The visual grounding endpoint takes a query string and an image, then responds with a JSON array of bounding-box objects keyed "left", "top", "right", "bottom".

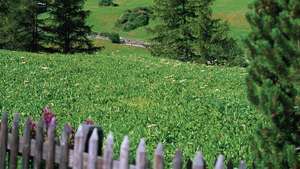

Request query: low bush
[
  {"left": 100, "top": 32, "right": 121, "bottom": 44},
  {"left": 98, "top": 0, "right": 117, "bottom": 6},
  {"left": 115, "top": 7, "right": 152, "bottom": 31}
]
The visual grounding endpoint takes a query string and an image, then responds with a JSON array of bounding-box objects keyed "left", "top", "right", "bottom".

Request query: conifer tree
[
  {"left": 47, "top": 0, "right": 95, "bottom": 53},
  {"left": 150, "top": 0, "right": 198, "bottom": 61},
  {"left": 1, "top": 0, "right": 48, "bottom": 51},
  {"left": 150, "top": 0, "right": 242, "bottom": 64},
  {"left": 246, "top": 0, "right": 300, "bottom": 168},
  {"left": 0, "top": 0, "right": 10, "bottom": 48},
  {"left": 193, "top": 0, "right": 241, "bottom": 65}
]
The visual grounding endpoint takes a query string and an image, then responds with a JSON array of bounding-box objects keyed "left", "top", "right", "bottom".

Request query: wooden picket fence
[{"left": 0, "top": 112, "right": 247, "bottom": 169}]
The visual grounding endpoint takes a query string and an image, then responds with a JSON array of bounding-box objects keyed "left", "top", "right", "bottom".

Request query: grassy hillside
[
  {"left": 86, "top": 0, "right": 252, "bottom": 40},
  {"left": 0, "top": 49, "right": 266, "bottom": 166}
]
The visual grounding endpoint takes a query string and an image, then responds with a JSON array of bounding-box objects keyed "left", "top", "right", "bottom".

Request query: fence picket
[
  {"left": 119, "top": 136, "right": 129, "bottom": 169},
  {"left": 154, "top": 143, "right": 163, "bottom": 169},
  {"left": 136, "top": 139, "right": 146, "bottom": 169},
  {"left": 0, "top": 112, "right": 8, "bottom": 169},
  {"left": 239, "top": 161, "right": 246, "bottom": 169},
  {"left": 34, "top": 118, "right": 44, "bottom": 169},
  {"left": 214, "top": 155, "right": 224, "bottom": 169},
  {"left": 46, "top": 118, "right": 56, "bottom": 169},
  {"left": 59, "top": 124, "right": 70, "bottom": 169},
  {"left": 9, "top": 113, "right": 20, "bottom": 169},
  {"left": 103, "top": 133, "right": 113, "bottom": 169},
  {"left": 22, "top": 118, "right": 31, "bottom": 169},
  {"left": 172, "top": 150, "right": 182, "bottom": 169},
  {"left": 0, "top": 113, "right": 251, "bottom": 169},
  {"left": 192, "top": 152, "right": 204, "bottom": 169},
  {"left": 87, "top": 128, "right": 99, "bottom": 169},
  {"left": 73, "top": 125, "right": 84, "bottom": 169}
]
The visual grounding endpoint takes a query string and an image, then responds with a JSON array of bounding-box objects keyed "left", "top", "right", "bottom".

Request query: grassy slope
[
  {"left": 86, "top": 0, "right": 252, "bottom": 40},
  {"left": 0, "top": 48, "right": 265, "bottom": 166}
]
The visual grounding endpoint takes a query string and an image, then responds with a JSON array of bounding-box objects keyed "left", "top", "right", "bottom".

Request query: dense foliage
[
  {"left": 98, "top": 0, "right": 116, "bottom": 6},
  {"left": 0, "top": 50, "right": 262, "bottom": 167},
  {"left": 115, "top": 7, "right": 152, "bottom": 31},
  {"left": 150, "top": 0, "right": 242, "bottom": 65},
  {"left": 0, "top": 0, "right": 48, "bottom": 51},
  {"left": 46, "top": 0, "right": 95, "bottom": 53},
  {"left": 246, "top": 0, "right": 300, "bottom": 168},
  {"left": 0, "top": 0, "right": 96, "bottom": 53},
  {"left": 100, "top": 32, "right": 121, "bottom": 43}
]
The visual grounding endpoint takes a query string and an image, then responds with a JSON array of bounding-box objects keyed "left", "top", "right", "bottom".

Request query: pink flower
[
  {"left": 29, "top": 119, "right": 37, "bottom": 137},
  {"left": 42, "top": 106, "right": 55, "bottom": 128}
]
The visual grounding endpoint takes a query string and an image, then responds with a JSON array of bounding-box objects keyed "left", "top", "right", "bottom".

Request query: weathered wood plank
[
  {"left": 192, "top": 152, "right": 204, "bottom": 169},
  {"left": 214, "top": 155, "right": 224, "bottom": 169},
  {"left": 34, "top": 118, "right": 44, "bottom": 169},
  {"left": 0, "top": 112, "right": 8, "bottom": 169},
  {"left": 102, "top": 133, "right": 114, "bottom": 169},
  {"left": 59, "top": 124, "right": 70, "bottom": 169},
  {"left": 119, "top": 136, "right": 129, "bottom": 169},
  {"left": 154, "top": 143, "right": 163, "bottom": 169},
  {"left": 136, "top": 139, "right": 146, "bottom": 169},
  {"left": 88, "top": 128, "right": 99, "bottom": 169},
  {"left": 172, "top": 150, "right": 182, "bottom": 169},
  {"left": 9, "top": 113, "right": 20, "bottom": 169},
  {"left": 73, "top": 125, "right": 84, "bottom": 169},
  {"left": 22, "top": 118, "right": 31, "bottom": 169},
  {"left": 46, "top": 118, "right": 56, "bottom": 169},
  {"left": 239, "top": 161, "right": 246, "bottom": 169}
]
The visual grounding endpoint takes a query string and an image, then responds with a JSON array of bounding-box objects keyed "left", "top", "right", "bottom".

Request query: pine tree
[
  {"left": 150, "top": 0, "right": 198, "bottom": 61},
  {"left": 1, "top": 0, "right": 48, "bottom": 51},
  {"left": 150, "top": 0, "right": 242, "bottom": 64},
  {"left": 193, "top": 0, "right": 242, "bottom": 65},
  {"left": 0, "top": 0, "right": 10, "bottom": 48},
  {"left": 47, "top": 0, "right": 95, "bottom": 53},
  {"left": 246, "top": 0, "right": 300, "bottom": 168}
]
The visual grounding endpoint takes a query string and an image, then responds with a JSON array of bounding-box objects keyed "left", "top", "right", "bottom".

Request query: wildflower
[{"left": 42, "top": 106, "right": 55, "bottom": 128}]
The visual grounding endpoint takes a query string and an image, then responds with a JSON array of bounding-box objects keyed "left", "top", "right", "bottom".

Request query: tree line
[
  {"left": 150, "top": 0, "right": 244, "bottom": 65},
  {"left": 0, "top": 0, "right": 96, "bottom": 53}
]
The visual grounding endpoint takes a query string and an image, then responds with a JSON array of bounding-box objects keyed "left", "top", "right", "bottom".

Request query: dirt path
[{"left": 92, "top": 33, "right": 149, "bottom": 48}]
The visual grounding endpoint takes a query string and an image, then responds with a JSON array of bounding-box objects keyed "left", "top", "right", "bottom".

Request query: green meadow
[
  {"left": 0, "top": 0, "right": 265, "bottom": 167},
  {"left": 86, "top": 0, "right": 252, "bottom": 40},
  {"left": 0, "top": 48, "right": 266, "bottom": 166}
]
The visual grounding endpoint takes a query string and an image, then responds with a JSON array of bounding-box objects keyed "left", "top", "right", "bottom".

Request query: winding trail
[{"left": 92, "top": 33, "right": 149, "bottom": 48}]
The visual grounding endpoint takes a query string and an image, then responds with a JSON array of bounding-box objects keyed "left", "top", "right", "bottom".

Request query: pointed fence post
[
  {"left": 192, "top": 152, "right": 204, "bottom": 169},
  {"left": 172, "top": 150, "right": 182, "bottom": 169},
  {"left": 87, "top": 128, "right": 99, "bottom": 169},
  {"left": 214, "top": 155, "right": 224, "bottom": 169},
  {"left": 59, "top": 124, "right": 70, "bottom": 169},
  {"left": 103, "top": 133, "right": 113, "bottom": 169},
  {"left": 34, "top": 118, "right": 44, "bottom": 169},
  {"left": 0, "top": 112, "right": 8, "bottom": 169},
  {"left": 22, "top": 118, "right": 32, "bottom": 169},
  {"left": 46, "top": 118, "right": 56, "bottom": 169},
  {"left": 136, "top": 139, "right": 146, "bottom": 169},
  {"left": 9, "top": 113, "right": 20, "bottom": 169},
  {"left": 154, "top": 143, "right": 163, "bottom": 169},
  {"left": 119, "top": 136, "right": 129, "bottom": 169},
  {"left": 239, "top": 161, "right": 246, "bottom": 169},
  {"left": 73, "top": 125, "right": 84, "bottom": 169}
]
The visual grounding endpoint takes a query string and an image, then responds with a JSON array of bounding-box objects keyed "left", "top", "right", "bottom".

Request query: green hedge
[{"left": 115, "top": 7, "right": 152, "bottom": 31}]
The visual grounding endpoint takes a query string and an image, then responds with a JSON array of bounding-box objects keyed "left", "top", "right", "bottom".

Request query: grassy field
[
  {"left": 0, "top": 49, "right": 267, "bottom": 167},
  {"left": 86, "top": 0, "right": 252, "bottom": 40}
]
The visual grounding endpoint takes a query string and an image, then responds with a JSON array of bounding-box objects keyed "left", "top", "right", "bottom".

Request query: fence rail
[{"left": 0, "top": 112, "right": 247, "bottom": 169}]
